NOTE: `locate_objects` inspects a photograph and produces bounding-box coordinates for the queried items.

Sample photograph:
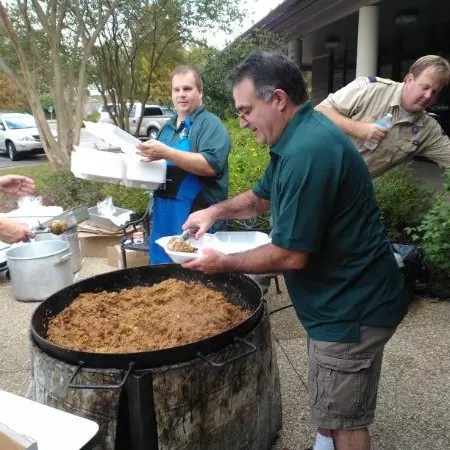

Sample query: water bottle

[363,112,393,151]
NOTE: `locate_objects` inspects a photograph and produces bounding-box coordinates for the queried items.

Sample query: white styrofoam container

[155,234,215,264]
[124,154,166,190]
[212,231,271,254]
[71,123,167,189]
[71,146,125,185]
[156,231,271,264]
[84,121,139,154]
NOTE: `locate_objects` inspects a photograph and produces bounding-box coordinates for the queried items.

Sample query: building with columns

[250,0,450,132]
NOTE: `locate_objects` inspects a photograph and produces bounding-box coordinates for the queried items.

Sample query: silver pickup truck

[128,104,174,139]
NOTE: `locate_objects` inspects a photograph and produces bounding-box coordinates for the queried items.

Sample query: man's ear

[404,73,414,84]
[273,89,289,111]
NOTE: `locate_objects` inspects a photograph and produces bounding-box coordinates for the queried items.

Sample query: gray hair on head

[228,51,308,105]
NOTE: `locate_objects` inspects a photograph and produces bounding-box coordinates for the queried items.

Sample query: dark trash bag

[392,243,429,303]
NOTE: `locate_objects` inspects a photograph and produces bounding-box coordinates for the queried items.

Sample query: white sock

[313,432,335,450]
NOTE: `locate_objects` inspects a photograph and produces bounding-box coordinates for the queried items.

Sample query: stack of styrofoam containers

[71,122,166,190]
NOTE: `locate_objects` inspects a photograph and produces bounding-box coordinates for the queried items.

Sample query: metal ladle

[33,220,68,236]
[179,227,199,241]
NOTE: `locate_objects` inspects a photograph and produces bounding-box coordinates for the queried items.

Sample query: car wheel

[147,127,158,140]
[6,141,19,161]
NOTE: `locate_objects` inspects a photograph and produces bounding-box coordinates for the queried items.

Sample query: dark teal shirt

[253,102,406,342]
[158,105,230,204]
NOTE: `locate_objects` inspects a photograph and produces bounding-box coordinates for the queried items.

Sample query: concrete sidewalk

[0,257,448,449]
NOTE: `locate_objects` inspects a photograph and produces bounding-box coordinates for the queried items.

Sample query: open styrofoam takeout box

[156,231,271,264]
[71,121,166,190]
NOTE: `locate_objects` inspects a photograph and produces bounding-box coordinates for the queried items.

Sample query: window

[143,107,163,116]
[161,107,175,116]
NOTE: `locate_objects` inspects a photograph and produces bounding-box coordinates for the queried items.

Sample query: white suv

[0,112,50,161]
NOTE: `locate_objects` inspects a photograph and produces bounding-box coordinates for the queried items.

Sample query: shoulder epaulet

[368,76,396,85]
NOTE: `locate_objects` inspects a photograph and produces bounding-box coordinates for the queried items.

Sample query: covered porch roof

[247,0,377,39]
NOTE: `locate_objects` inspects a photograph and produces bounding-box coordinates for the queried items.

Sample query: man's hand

[316,105,389,143]
[182,248,226,274]
[0,219,34,244]
[136,139,171,162]
[358,123,388,143]
[182,207,217,239]
[0,175,35,196]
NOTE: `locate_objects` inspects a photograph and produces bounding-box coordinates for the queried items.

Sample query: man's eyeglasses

[235,104,253,119]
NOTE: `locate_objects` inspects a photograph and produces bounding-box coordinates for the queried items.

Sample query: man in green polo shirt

[137,65,230,264]
[182,52,406,450]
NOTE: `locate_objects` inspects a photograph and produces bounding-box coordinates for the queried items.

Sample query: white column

[288,38,302,65]
[356,5,379,77]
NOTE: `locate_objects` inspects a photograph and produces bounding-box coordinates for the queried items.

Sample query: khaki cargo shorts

[308,326,396,430]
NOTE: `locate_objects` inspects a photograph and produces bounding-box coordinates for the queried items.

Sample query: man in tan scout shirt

[316,55,450,179]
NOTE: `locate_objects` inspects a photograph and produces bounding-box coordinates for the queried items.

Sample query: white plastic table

[0,389,98,449]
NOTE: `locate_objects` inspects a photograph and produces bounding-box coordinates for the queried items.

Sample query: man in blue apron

[137,66,230,264]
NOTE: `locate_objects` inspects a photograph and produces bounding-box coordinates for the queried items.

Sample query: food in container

[46,279,251,353]
[167,236,198,253]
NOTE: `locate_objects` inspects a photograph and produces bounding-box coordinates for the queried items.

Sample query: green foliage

[39,94,54,111]
[225,118,270,197]
[28,167,150,215]
[85,111,100,123]
[408,170,450,276]
[101,184,150,215]
[40,169,105,209]
[373,167,434,243]
[201,30,287,119]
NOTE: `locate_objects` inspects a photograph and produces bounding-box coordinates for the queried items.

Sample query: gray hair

[228,51,308,105]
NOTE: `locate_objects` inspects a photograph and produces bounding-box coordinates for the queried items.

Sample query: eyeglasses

[235,104,253,119]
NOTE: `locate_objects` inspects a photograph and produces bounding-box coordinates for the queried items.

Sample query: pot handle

[54,252,72,266]
[197,337,256,368]
[68,361,135,389]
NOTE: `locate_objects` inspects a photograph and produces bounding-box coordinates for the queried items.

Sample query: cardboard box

[107,245,148,269]
[79,232,122,258]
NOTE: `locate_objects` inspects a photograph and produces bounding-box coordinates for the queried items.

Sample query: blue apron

[149,117,211,264]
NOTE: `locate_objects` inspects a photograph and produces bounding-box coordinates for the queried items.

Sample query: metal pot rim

[31,265,264,369]
[6,240,70,260]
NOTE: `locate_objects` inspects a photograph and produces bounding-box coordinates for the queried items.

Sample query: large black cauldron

[31,264,263,369]
[30,266,283,450]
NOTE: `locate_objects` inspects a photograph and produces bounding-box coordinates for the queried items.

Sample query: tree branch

[0,56,26,93]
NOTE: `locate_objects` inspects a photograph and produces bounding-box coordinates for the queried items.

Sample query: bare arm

[210,190,269,220]
[183,190,270,238]
[136,140,216,176]
[162,148,216,176]
[183,244,308,274]
[316,105,388,142]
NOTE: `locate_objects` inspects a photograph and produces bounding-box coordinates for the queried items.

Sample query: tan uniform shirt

[320,77,450,178]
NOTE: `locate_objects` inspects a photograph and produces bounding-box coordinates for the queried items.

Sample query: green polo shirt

[158,105,230,203]
[253,102,406,342]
